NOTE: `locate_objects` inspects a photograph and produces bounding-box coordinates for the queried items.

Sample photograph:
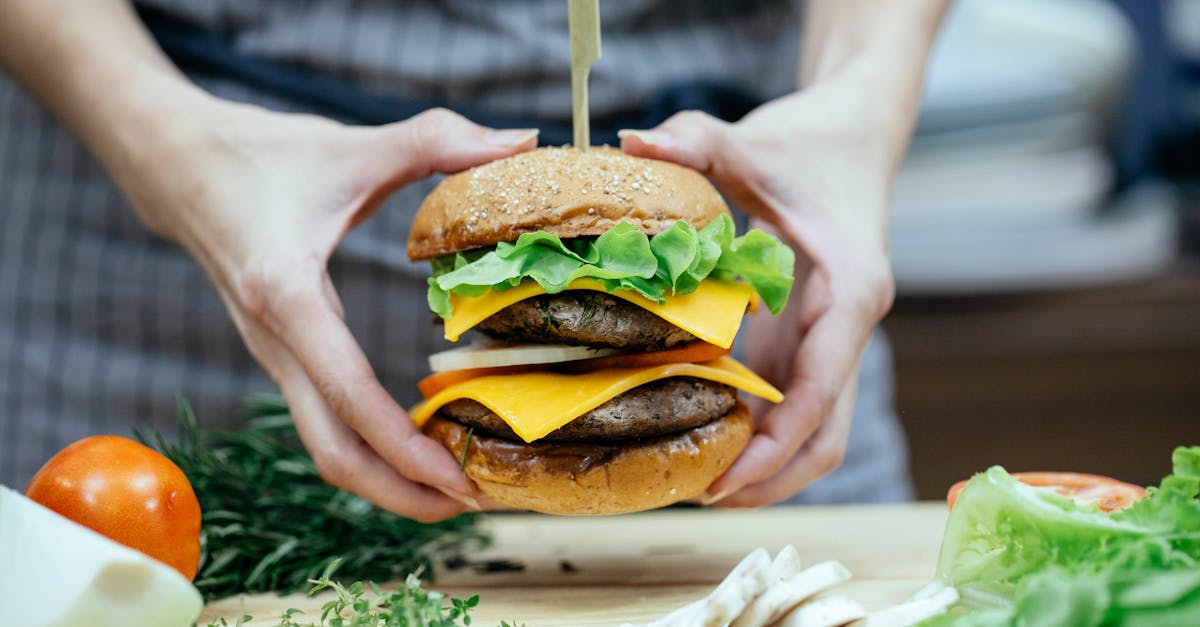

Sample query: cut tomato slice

[417,365,538,398]
[947,471,1146,513]
[416,342,732,398]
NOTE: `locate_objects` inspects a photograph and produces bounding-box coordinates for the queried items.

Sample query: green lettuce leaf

[921,563,1200,627]
[922,446,1200,626]
[712,229,795,317]
[425,215,795,318]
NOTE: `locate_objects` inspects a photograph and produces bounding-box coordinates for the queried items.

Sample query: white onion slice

[776,595,867,627]
[428,343,621,372]
[731,560,853,627]
[850,584,959,626]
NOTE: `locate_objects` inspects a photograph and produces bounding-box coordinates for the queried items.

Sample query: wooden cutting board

[200,503,948,626]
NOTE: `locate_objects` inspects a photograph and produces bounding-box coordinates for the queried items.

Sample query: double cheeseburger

[407,147,794,515]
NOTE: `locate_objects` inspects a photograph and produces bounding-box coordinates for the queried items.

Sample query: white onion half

[0,485,203,627]
[428,343,621,372]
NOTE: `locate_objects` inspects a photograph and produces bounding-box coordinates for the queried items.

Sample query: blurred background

[886,0,1200,498]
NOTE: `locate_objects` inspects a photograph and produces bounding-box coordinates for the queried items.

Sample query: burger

[407,147,794,515]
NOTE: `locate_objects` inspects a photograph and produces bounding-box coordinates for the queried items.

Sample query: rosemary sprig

[140,395,488,601]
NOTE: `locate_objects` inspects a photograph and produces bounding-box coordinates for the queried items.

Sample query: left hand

[621,80,900,507]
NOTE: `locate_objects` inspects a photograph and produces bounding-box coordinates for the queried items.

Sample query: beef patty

[475,291,697,350]
[438,377,737,442]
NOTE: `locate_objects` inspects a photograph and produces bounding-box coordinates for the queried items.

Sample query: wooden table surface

[200,502,949,626]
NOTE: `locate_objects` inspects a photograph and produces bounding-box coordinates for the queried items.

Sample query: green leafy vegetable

[205,559,487,627]
[141,396,487,601]
[711,229,794,317]
[922,446,1200,626]
[426,215,795,318]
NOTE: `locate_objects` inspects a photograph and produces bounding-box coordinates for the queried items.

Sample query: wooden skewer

[568,0,601,149]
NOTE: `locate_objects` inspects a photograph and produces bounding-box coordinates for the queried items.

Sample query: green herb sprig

[141,395,488,601]
[205,559,485,627]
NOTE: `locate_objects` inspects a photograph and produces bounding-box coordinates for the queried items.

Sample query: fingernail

[486,128,539,147]
[700,488,733,506]
[438,487,482,512]
[617,129,668,147]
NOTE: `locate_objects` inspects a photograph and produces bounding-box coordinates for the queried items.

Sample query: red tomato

[25,435,202,580]
[947,471,1146,513]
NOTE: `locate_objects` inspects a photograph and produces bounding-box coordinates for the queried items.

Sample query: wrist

[0,0,229,210]
[100,72,226,195]
[799,0,950,170]
[808,69,917,169]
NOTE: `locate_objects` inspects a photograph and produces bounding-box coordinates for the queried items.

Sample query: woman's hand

[620,78,901,507]
[621,0,947,507]
[129,101,537,521]
[1,0,540,521]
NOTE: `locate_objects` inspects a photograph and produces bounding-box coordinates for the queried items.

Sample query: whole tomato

[25,435,202,580]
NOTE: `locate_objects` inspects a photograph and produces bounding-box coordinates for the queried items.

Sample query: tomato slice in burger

[947,471,1146,513]
[417,365,537,398]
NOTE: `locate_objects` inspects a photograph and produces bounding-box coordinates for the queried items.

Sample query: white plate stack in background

[890,0,1179,295]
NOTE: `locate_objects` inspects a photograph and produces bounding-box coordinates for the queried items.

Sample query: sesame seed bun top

[407,146,729,261]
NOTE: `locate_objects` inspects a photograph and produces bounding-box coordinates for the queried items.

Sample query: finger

[338,110,539,236]
[704,305,872,500]
[369,108,539,186]
[218,287,471,521]
[322,271,345,321]
[716,377,858,507]
[246,260,476,499]
[618,110,733,177]
[281,366,475,521]
[619,112,797,246]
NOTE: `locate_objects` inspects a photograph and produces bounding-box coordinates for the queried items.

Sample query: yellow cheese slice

[443,278,755,349]
[410,356,783,443]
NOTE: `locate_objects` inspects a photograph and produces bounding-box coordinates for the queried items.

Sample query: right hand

[621,91,898,507]
[124,102,537,522]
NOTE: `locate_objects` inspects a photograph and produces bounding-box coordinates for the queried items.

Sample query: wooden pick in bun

[408,147,793,515]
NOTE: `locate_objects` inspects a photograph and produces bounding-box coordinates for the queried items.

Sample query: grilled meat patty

[475,291,697,350]
[438,378,737,442]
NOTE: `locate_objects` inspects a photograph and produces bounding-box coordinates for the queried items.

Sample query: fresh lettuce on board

[921,446,1200,626]
[426,215,795,318]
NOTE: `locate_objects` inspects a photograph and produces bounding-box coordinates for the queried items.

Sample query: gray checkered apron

[0,0,912,503]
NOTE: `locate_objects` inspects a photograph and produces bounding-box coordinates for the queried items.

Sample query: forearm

[0,0,214,192]
[799,0,950,168]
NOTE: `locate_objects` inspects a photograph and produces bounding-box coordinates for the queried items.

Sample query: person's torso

[132,0,801,123]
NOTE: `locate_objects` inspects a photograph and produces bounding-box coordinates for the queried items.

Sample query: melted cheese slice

[443,278,756,349]
[410,356,783,443]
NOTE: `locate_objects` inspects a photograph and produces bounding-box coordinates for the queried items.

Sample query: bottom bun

[423,401,753,515]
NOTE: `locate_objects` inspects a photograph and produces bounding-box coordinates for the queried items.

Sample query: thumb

[373,108,539,184]
[618,110,733,178]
